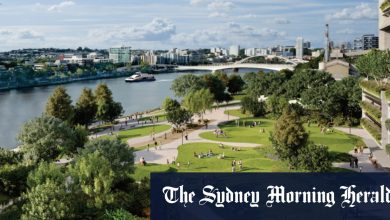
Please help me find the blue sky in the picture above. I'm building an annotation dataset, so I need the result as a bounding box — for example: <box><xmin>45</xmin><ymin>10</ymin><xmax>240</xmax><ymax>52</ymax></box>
<box><xmin>0</xmin><ymin>0</ymin><xmax>379</xmax><ymax>51</ymax></box>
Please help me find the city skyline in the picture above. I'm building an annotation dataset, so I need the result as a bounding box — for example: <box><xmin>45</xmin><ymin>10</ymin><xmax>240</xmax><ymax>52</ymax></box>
<box><xmin>0</xmin><ymin>0</ymin><xmax>379</xmax><ymax>51</ymax></box>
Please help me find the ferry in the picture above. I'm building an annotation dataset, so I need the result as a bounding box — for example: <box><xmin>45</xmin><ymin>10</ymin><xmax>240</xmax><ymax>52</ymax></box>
<box><xmin>125</xmin><ymin>72</ymin><xmax>156</xmax><ymax>83</ymax></box>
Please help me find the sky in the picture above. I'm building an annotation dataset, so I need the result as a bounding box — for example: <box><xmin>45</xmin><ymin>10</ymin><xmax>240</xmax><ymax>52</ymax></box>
<box><xmin>0</xmin><ymin>0</ymin><xmax>379</xmax><ymax>51</ymax></box>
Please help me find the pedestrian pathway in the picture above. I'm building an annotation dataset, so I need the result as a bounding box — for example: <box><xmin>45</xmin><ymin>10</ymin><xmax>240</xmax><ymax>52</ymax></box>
<box><xmin>333</xmin><ymin>127</ymin><xmax>390</xmax><ymax>172</ymax></box>
<box><xmin>135</xmin><ymin>106</ymin><xmax>260</xmax><ymax>164</ymax></box>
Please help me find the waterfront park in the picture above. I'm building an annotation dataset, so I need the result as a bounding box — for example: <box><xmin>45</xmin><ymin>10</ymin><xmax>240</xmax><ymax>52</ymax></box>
<box><xmin>1</xmin><ymin>50</ymin><xmax>389</xmax><ymax>219</ymax></box>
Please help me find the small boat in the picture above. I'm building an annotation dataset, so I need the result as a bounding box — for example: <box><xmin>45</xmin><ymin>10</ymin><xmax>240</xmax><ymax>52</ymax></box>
<box><xmin>125</xmin><ymin>72</ymin><xmax>156</xmax><ymax>83</ymax></box>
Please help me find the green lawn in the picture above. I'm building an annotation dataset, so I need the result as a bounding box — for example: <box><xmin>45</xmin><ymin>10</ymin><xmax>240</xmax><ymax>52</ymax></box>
<box><xmin>100</xmin><ymin>124</ymin><xmax>171</xmax><ymax>143</ymax></box>
<box><xmin>131</xmin><ymin>109</ymin><xmax>359</xmax><ymax>181</ymax></box>
<box><xmin>200</xmin><ymin>109</ymin><xmax>360</xmax><ymax>159</ymax></box>
<box><xmin>132</xmin><ymin>142</ymin><xmax>296</xmax><ymax>181</ymax></box>
<box><xmin>139</xmin><ymin>114</ymin><xmax>167</xmax><ymax>122</ymax></box>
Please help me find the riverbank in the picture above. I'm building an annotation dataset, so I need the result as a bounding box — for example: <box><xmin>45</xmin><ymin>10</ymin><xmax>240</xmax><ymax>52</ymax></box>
<box><xmin>0</xmin><ymin>71</ymin><xmax>135</xmax><ymax>92</ymax></box>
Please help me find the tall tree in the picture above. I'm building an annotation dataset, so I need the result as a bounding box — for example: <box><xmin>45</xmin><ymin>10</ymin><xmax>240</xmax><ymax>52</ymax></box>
<box><xmin>22</xmin><ymin>180</ymin><xmax>74</xmax><ymax>220</ymax></box>
<box><xmin>183</xmin><ymin>88</ymin><xmax>214</xmax><ymax>119</ymax></box>
<box><xmin>95</xmin><ymin>84</ymin><xmax>123</xmax><ymax>122</ymax></box>
<box><xmin>18</xmin><ymin>115</ymin><xmax>77</xmax><ymax>163</ymax></box>
<box><xmin>171</xmin><ymin>74</ymin><xmax>205</xmax><ymax>97</ymax></box>
<box><xmin>202</xmin><ymin>74</ymin><xmax>228</xmax><ymax>103</ymax></box>
<box><xmin>270</xmin><ymin>105</ymin><xmax>308</xmax><ymax>167</ymax></box>
<box><xmin>45</xmin><ymin>86</ymin><xmax>74</xmax><ymax>123</ymax></box>
<box><xmin>356</xmin><ymin>49</ymin><xmax>390</xmax><ymax>86</ymax></box>
<box><xmin>74</xmin><ymin>88</ymin><xmax>97</xmax><ymax>126</ymax></box>
<box><xmin>240</xmin><ymin>96</ymin><xmax>266</xmax><ymax>117</ymax></box>
<box><xmin>227</xmin><ymin>74</ymin><xmax>245</xmax><ymax>95</ymax></box>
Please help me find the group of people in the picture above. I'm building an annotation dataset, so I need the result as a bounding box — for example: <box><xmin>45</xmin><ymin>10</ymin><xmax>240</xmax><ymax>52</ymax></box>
<box><xmin>249</xmin><ymin>121</ymin><xmax>261</xmax><ymax>128</ymax></box>
<box><xmin>354</xmin><ymin>146</ymin><xmax>365</xmax><ymax>154</ymax></box>
<box><xmin>194</xmin><ymin>149</ymin><xmax>215</xmax><ymax>158</ymax></box>
<box><xmin>231</xmin><ymin>147</ymin><xmax>241</xmax><ymax>151</ymax></box>
<box><xmin>139</xmin><ymin>157</ymin><xmax>147</xmax><ymax>166</ymax></box>
<box><xmin>214</xmin><ymin>129</ymin><xmax>227</xmax><ymax>137</ymax></box>
<box><xmin>232</xmin><ymin>160</ymin><xmax>243</xmax><ymax>172</ymax></box>
<box><xmin>146</xmin><ymin>141</ymin><xmax>163</xmax><ymax>151</ymax></box>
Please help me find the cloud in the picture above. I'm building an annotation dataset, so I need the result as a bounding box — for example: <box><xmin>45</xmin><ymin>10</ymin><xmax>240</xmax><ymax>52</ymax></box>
<box><xmin>171</xmin><ymin>21</ymin><xmax>286</xmax><ymax>47</ymax></box>
<box><xmin>0</xmin><ymin>29</ymin><xmax>44</xmax><ymax>42</ymax></box>
<box><xmin>336</xmin><ymin>28</ymin><xmax>356</xmax><ymax>35</ymax></box>
<box><xmin>208</xmin><ymin>0</ymin><xmax>234</xmax><ymax>11</ymax></box>
<box><xmin>88</xmin><ymin>18</ymin><xmax>176</xmax><ymax>44</ymax></box>
<box><xmin>272</xmin><ymin>17</ymin><xmax>291</xmax><ymax>24</ymax></box>
<box><xmin>209</xmin><ymin>12</ymin><xmax>227</xmax><ymax>18</ymax></box>
<box><xmin>190</xmin><ymin>0</ymin><xmax>204</xmax><ymax>6</ymax></box>
<box><xmin>326</xmin><ymin>3</ymin><xmax>377</xmax><ymax>20</ymax></box>
<box><xmin>48</xmin><ymin>0</ymin><xmax>75</xmax><ymax>12</ymax></box>
<box><xmin>236</xmin><ymin>14</ymin><xmax>258</xmax><ymax>19</ymax></box>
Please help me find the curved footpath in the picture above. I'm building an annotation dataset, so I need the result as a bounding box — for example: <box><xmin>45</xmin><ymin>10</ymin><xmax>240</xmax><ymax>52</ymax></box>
<box><xmin>134</xmin><ymin>106</ymin><xmax>260</xmax><ymax>164</ymax></box>
<box><xmin>333</xmin><ymin>127</ymin><xmax>390</xmax><ymax>172</ymax></box>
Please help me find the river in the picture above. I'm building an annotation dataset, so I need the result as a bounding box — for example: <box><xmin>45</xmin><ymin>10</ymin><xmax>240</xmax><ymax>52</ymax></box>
<box><xmin>0</xmin><ymin>69</ymin><xmax>262</xmax><ymax>148</ymax></box>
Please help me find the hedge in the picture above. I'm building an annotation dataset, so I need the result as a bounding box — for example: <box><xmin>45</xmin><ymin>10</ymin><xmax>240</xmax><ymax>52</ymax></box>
<box><xmin>386</xmin><ymin>119</ymin><xmax>390</xmax><ymax>131</ymax></box>
<box><xmin>361</xmin><ymin>118</ymin><xmax>381</xmax><ymax>142</ymax></box>
<box><xmin>361</xmin><ymin>101</ymin><xmax>382</xmax><ymax>122</ymax></box>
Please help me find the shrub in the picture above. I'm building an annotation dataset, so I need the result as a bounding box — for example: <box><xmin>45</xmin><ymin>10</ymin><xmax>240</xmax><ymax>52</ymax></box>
<box><xmin>298</xmin><ymin>144</ymin><xmax>332</xmax><ymax>172</ymax></box>
<box><xmin>386</xmin><ymin>119</ymin><xmax>390</xmax><ymax>131</ymax></box>
<box><xmin>361</xmin><ymin>101</ymin><xmax>381</xmax><ymax>122</ymax></box>
<box><xmin>361</xmin><ymin>118</ymin><xmax>381</xmax><ymax>142</ymax></box>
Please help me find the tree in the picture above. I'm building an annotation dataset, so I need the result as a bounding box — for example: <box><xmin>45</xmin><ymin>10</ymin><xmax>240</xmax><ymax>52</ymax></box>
<box><xmin>0</xmin><ymin>164</ymin><xmax>33</xmax><ymax>197</ymax></box>
<box><xmin>45</xmin><ymin>86</ymin><xmax>74</xmax><ymax>123</ymax></box>
<box><xmin>70</xmin><ymin>152</ymin><xmax>115</xmax><ymax>210</ymax></box>
<box><xmin>103</xmin><ymin>209</ymin><xmax>137</xmax><ymax>220</ymax></box>
<box><xmin>162</xmin><ymin>97</ymin><xmax>180</xmax><ymax>112</ymax></box>
<box><xmin>298</xmin><ymin>143</ymin><xmax>332</xmax><ymax>172</ymax></box>
<box><xmin>0</xmin><ymin>148</ymin><xmax>22</xmax><ymax>166</ymax></box>
<box><xmin>27</xmin><ymin>162</ymin><xmax>66</xmax><ymax>188</ymax></box>
<box><xmin>266</xmin><ymin>95</ymin><xmax>288</xmax><ymax>118</ymax></box>
<box><xmin>166</xmin><ymin>105</ymin><xmax>192</xmax><ymax>130</ymax></box>
<box><xmin>183</xmin><ymin>88</ymin><xmax>214</xmax><ymax>119</ymax></box>
<box><xmin>214</xmin><ymin>71</ymin><xmax>229</xmax><ymax>86</ymax></box>
<box><xmin>18</xmin><ymin>115</ymin><xmax>77</xmax><ymax>163</ymax></box>
<box><xmin>80</xmin><ymin>139</ymin><xmax>134</xmax><ymax>176</ymax></box>
<box><xmin>227</xmin><ymin>74</ymin><xmax>245</xmax><ymax>94</ymax></box>
<box><xmin>356</xmin><ymin>49</ymin><xmax>390</xmax><ymax>86</ymax></box>
<box><xmin>171</xmin><ymin>74</ymin><xmax>205</xmax><ymax>97</ymax></box>
<box><xmin>95</xmin><ymin>84</ymin><xmax>123</xmax><ymax>122</ymax></box>
<box><xmin>241</xmin><ymin>96</ymin><xmax>266</xmax><ymax>117</ymax></box>
<box><xmin>270</xmin><ymin>105</ymin><xmax>308</xmax><ymax>167</ymax></box>
<box><xmin>22</xmin><ymin>180</ymin><xmax>74</xmax><ymax>220</ymax></box>
<box><xmin>74</xmin><ymin>88</ymin><xmax>97</xmax><ymax>126</ymax></box>
<box><xmin>202</xmin><ymin>73</ymin><xmax>228</xmax><ymax>103</ymax></box>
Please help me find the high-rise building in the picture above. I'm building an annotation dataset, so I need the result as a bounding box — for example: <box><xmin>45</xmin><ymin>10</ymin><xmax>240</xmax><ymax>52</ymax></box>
<box><xmin>354</xmin><ymin>34</ymin><xmax>378</xmax><ymax>50</ymax></box>
<box><xmin>362</xmin><ymin>34</ymin><xmax>379</xmax><ymax>50</ymax></box>
<box><xmin>109</xmin><ymin>46</ymin><xmax>131</xmax><ymax>64</ymax></box>
<box><xmin>295</xmin><ymin>37</ymin><xmax>304</xmax><ymax>60</ymax></box>
<box><xmin>303</xmin><ymin>41</ymin><xmax>311</xmax><ymax>49</ymax></box>
<box><xmin>379</xmin><ymin>0</ymin><xmax>390</xmax><ymax>49</ymax></box>
<box><xmin>324</xmin><ymin>24</ymin><xmax>330</xmax><ymax>63</ymax></box>
<box><xmin>229</xmin><ymin>45</ymin><xmax>240</xmax><ymax>57</ymax></box>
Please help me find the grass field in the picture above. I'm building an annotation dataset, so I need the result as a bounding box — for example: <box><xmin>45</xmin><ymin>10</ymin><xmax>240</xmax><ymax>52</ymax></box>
<box><xmin>100</xmin><ymin>124</ymin><xmax>171</xmax><ymax>143</ymax></box>
<box><xmin>200</xmin><ymin>110</ymin><xmax>361</xmax><ymax>156</ymax></box>
<box><xmin>132</xmin><ymin>109</ymin><xmax>359</xmax><ymax>181</ymax></box>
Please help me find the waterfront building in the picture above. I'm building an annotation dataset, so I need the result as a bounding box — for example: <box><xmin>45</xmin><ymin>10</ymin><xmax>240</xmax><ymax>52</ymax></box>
<box><xmin>229</xmin><ymin>45</ymin><xmax>240</xmax><ymax>57</ymax></box>
<box><xmin>295</xmin><ymin>37</ymin><xmax>304</xmax><ymax>60</ymax></box>
<box><xmin>109</xmin><ymin>46</ymin><xmax>131</xmax><ymax>64</ymax></box>
<box><xmin>379</xmin><ymin>0</ymin><xmax>390</xmax><ymax>49</ymax></box>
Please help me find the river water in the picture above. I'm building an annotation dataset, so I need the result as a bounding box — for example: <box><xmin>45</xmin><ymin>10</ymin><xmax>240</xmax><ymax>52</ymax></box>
<box><xmin>0</xmin><ymin>69</ymin><xmax>261</xmax><ymax>148</ymax></box>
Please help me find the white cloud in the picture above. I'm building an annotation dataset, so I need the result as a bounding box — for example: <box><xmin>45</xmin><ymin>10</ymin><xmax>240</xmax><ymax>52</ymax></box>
<box><xmin>236</xmin><ymin>14</ymin><xmax>258</xmax><ymax>19</ymax></box>
<box><xmin>88</xmin><ymin>18</ymin><xmax>176</xmax><ymax>44</ymax></box>
<box><xmin>0</xmin><ymin>29</ymin><xmax>44</xmax><ymax>42</ymax></box>
<box><xmin>272</xmin><ymin>17</ymin><xmax>291</xmax><ymax>24</ymax></box>
<box><xmin>209</xmin><ymin>12</ymin><xmax>227</xmax><ymax>18</ymax></box>
<box><xmin>190</xmin><ymin>0</ymin><xmax>204</xmax><ymax>6</ymax></box>
<box><xmin>171</xmin><ymin>21</ymin><xmax>286</xmax><ymax>47</ymax></box>
<box><xmin>326</xmin><ymin>3</ymin><xmax>377</xmax><ymax>20</ymax></box>
<box><xmin>336</xmin><ymin>28</ymin><xmax>356</xmax><ymax>35</ymax></box>
<box><xmin>208</xmin><ymin>0</ymin><xmax>234</xmax><ymax>11</ymax></box>
<box><xmin>48</xmin><ymin>0</ymin><xmax>75</xmax><ymax>12</ymax></box>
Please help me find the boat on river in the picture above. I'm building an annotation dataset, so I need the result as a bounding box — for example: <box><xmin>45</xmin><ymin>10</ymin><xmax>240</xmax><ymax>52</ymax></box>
<box><xmin>125</xmin><ymin>72</ymin><xmax>156</xmax><ymax>83</ymax></box>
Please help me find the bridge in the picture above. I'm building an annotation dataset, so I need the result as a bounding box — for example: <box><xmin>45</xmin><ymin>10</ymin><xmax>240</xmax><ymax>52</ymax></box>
<box><xmin>176</xmin><ymin>63</ymin><xmax>295</xmax><ymax>72</ymax></box>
